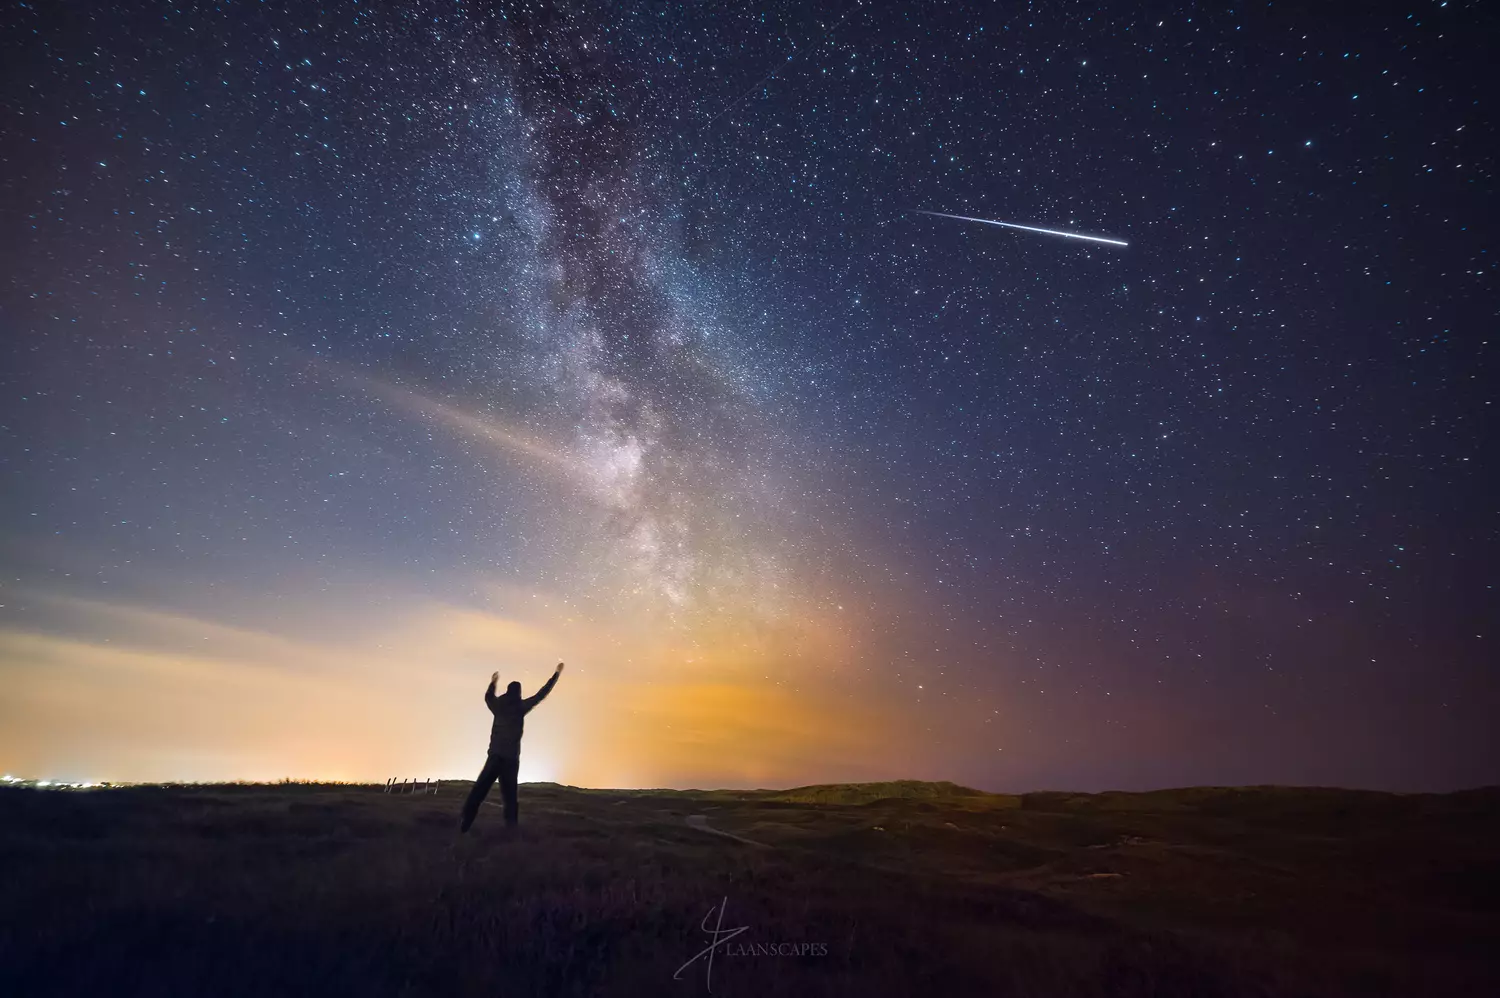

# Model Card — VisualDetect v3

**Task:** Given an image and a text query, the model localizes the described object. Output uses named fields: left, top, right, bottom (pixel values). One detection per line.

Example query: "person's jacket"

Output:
left=485, top=672, right=558, bottom=756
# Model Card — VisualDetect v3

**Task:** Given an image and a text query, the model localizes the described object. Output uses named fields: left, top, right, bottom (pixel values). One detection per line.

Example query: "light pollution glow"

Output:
left=0, top=386, right=932, bottom=788
left=0, top=586, right=916, bottom=788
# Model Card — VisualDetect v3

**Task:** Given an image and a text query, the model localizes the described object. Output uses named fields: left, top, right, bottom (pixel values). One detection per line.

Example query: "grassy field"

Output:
left=1, top=780, right=1496, bottom=996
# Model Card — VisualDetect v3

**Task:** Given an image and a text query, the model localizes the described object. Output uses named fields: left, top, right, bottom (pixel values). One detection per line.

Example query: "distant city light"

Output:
left=0, top=775, right=104, bottom=789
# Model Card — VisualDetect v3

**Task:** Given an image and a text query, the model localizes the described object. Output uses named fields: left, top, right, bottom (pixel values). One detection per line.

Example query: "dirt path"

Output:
left=684, top=813, right=769, bottom=847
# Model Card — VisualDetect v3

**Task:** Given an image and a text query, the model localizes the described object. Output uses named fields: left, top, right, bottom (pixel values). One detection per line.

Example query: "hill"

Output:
left=0, top=780, right=1495, bottom=996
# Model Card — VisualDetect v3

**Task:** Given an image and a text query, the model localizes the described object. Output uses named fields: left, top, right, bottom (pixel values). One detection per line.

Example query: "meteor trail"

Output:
left=917, top=210, right=1129, bottom=248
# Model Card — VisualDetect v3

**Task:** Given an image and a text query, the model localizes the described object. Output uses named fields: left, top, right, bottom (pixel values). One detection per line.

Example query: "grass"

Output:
left=0, top=780, right=1496, bottom=996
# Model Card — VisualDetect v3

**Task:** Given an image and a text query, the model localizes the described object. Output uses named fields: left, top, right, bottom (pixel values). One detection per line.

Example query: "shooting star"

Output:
left=917, top=210, right=1129, bottom=248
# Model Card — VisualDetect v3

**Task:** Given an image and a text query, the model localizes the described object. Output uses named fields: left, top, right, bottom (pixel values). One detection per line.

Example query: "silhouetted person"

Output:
left=459, top=661, right=563, bottom=833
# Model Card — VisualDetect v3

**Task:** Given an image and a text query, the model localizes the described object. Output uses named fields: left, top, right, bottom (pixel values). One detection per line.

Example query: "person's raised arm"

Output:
left=485, top=671, right=499, bottom=711
left=523, top=662, right=564, bottom=712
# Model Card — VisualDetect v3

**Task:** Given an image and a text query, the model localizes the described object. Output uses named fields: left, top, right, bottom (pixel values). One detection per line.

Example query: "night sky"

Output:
left=1, top=1, right=1493, bottom=791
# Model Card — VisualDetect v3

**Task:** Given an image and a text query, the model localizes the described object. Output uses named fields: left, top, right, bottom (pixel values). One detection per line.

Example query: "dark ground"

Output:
left=1, top=780, right=1496, bottom=997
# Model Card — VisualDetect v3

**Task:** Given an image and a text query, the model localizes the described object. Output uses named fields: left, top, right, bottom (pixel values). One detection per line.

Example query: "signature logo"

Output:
left=673, top=897, right=828, bottom=991
left=673, top=896, right=747, bottom=993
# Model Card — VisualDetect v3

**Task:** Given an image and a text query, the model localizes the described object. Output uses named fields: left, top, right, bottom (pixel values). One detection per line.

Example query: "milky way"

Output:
left=0, top=0, right=1493, bottom=791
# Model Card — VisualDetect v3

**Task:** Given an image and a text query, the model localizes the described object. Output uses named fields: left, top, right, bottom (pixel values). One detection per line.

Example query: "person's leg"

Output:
left=498, top=755, right=520, bottom=827
left=459, top=755, right=501, bottom=833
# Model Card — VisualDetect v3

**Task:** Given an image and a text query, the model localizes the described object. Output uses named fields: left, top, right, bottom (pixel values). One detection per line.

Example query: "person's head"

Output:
left=505, top=681, right=522, bottom=697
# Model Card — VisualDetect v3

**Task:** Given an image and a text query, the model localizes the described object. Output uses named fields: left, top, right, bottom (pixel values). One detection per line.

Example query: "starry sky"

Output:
left=1, top=0, right=1493, bottom=791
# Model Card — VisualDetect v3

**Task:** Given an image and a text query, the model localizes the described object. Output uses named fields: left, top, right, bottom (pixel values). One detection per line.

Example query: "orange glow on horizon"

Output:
left=0, top=589, right=927, bottom=789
